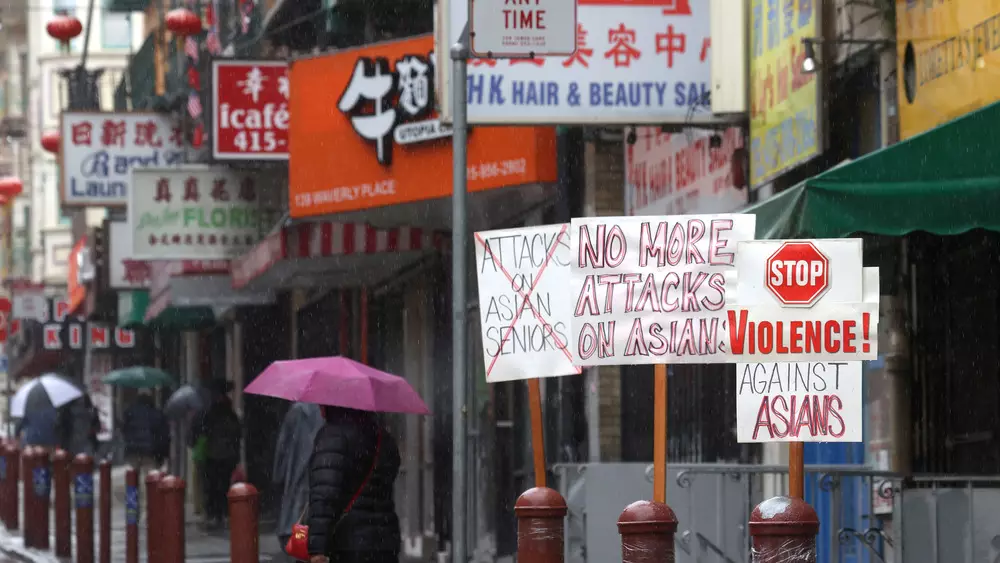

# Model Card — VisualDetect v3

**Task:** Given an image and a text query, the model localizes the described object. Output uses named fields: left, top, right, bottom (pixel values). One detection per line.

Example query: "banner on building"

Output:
left=474, top=224, right=581, bottom=382
left=735, top=361, right=862, bottom=442
left=212, top=60, right=289, bottom=160
left=726, top=239, right=880, bottom=362
left=129, top=167, right=270, bottom=260
left=896, top=1, right=1000, bottom=139
left=439, top=0, right=719, bottom=124
left=109, top=221, right=150, bottom=289
left=60, top=112, right=185, bottom=207
left=748, top=0, right=822, bottom=186
left=288, top=35, right=557, bottom=218
left=625, top=127, right=747, bottom=216
left=569, top=214, right=756, bottom=366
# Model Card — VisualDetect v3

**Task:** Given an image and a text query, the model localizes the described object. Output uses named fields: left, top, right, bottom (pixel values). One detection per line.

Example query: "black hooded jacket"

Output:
left=307, top=407, right=401, bottom=556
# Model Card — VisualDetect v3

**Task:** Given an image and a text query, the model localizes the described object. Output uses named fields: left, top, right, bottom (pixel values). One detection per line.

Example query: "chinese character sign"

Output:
left=748, top=0, right=821, bottom=186
left=443, top=0, right=713, bottom=123
left=213, top=61, right=290, bottom=160
left=625, top=127, right=747, bottom=217
left=60, top=112, right=186, bottom=207
left=129, top=167, right=267, bottom=260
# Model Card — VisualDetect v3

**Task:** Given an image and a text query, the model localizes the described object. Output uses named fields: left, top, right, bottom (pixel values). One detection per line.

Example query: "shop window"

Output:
left=101, top=12, right=133, bottom=50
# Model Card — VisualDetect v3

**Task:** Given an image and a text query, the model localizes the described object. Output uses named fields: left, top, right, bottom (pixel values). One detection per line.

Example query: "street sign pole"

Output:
left=450, top=30, right=470, bottom=563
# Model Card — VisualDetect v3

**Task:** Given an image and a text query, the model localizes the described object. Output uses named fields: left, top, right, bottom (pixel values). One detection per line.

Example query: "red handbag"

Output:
left=286, top=429, right=382, bottom=561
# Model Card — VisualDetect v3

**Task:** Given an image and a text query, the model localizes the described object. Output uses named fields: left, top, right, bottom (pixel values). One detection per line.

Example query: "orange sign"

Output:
left=288, top=34, right=558, bottom=218
left=67, top=237, right=88, bottom=314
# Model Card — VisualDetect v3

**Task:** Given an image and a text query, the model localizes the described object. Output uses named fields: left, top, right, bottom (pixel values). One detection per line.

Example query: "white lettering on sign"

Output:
left=470, top=0, right=577, bottom=58
left=736, top=362, right=863, bottom=443
left=769, top=260, right=824, bottom=287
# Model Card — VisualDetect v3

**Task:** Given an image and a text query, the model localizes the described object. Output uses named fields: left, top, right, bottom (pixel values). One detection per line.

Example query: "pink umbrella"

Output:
left=244, top=356, right=431, bottom=415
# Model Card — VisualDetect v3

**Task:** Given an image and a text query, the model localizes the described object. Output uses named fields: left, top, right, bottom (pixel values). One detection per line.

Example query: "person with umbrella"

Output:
left=245, top=357, right=430, bottom=563
left=121, top=391, right=170, bottom=475
left=273, top=402, right=325, bottom=552
left=12, top=374, right=84, bottom=448
left=190, top=379, right=241, bottom=530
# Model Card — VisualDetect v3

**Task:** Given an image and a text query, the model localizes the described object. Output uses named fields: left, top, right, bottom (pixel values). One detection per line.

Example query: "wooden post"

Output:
left=652, top=364, right=668, bottom=503
left=789, top=442, right=805, bottom=499
left=527, top=379, right=546, bottom=488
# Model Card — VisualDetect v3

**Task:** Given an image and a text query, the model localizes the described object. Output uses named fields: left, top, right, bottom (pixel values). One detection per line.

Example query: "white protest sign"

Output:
left=726, top=238, right=880, bottom=362
left=475, top=224, right=580, bottom=382
left=469, top=0, right=577, bottom=58
left=736, top=361, right=863, bottom=443
left=570, top=214, right=756, bottom=365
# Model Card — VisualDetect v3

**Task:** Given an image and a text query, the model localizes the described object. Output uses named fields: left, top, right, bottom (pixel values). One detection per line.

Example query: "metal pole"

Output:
left=449, top=39, right=469, bottom=563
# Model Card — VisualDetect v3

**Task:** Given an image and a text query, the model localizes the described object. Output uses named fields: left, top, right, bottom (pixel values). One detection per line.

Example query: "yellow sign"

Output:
left=897, top=0, right=1000, bottom=139
left=749, top=0, right=821, bottom=187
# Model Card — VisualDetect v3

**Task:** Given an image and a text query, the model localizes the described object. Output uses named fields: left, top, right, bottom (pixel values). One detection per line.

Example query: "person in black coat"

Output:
left=307, top=406, right=401, bottom=563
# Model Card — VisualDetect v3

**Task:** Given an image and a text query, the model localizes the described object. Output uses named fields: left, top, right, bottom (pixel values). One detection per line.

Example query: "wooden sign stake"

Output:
left=653, top=364, right=668, bottom=503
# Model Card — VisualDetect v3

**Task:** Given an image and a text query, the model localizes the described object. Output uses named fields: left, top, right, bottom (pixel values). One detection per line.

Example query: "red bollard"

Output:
left=228, top=483, right=260, bottom=563
left=73, top=454, right=95, bottom=563
left=1, top=444, right=19, bottom=530
left=144, top=471, right=163, bottom=563
left=25, top=447, right=51, bottom=550
left=0, top=445, right=7, bottom=527
left=125, top=468, right=139, bottom=563
left=99, top=460, right=111, bottom=563
left=21, top=446, right=36, bottom=547
left=52, top=450, right=72, bottom=558
left=748, top=496, right=820, bottom=563
left=617, top=500, right=678, bottom=563
left=159, top=476, right=186, bottom=563
left=513, top=487, right=567, bottom=563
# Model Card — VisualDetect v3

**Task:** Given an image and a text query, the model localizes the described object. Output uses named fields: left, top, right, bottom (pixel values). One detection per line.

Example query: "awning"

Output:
left=746, top=100, right=1000, bottom=239
left=146, top=276, right=275, bottom=327
left=231, top=221, right=446, bottom=291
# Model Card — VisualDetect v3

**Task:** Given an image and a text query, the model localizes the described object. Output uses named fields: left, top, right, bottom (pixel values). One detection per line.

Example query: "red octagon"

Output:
left=765, top=241, right=830, bottom=306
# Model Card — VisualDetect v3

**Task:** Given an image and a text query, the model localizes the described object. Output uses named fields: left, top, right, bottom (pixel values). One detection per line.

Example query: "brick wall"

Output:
left=585, top=136, right=625, bottom=461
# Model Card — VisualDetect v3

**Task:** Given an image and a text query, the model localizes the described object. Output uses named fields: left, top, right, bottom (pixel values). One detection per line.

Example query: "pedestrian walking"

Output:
left=121, top=391, right=170, bottom=475
left=305, top=406, right=401, bottom=563
left=190, top=379, right=242, bottom=530
left=273, top=402, right=324, bottom=551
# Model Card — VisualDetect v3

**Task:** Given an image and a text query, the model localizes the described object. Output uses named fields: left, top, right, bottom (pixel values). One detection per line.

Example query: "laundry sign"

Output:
left=736, top=361, right=862, bottom=443
left=129, top=166, right=270, bottom=260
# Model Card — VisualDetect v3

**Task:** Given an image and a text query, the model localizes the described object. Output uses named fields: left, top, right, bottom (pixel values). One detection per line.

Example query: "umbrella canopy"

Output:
left=245, top=356, right=431, bottom=415
left=11, top=374, right=83, bottom=418
left=102, top=366, right=175, bottom=389
left=164, top=384, right=207, bottom=419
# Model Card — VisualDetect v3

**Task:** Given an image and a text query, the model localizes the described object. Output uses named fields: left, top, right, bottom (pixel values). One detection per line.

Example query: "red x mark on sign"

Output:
left=475, top=225, right=582, bottom=380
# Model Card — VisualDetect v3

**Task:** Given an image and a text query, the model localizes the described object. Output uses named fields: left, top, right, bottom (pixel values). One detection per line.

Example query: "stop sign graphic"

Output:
left=766, top=242, right=830, bottom=306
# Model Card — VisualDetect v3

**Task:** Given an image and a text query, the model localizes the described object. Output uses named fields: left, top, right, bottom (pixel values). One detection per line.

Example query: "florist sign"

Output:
left=61, top=112, right=185, bottom=207
left=212, top=61, right=289, bottom=160
left=129, top=167, right=266, bottom=260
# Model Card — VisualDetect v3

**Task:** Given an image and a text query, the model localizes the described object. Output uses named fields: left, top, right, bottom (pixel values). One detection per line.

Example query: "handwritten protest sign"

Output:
left=475, top=224, right=580, bottom=382
left=736, top=361, right=863, bottom=442
left=726, top=239, right=880, bottom=362
left=569, top=214, right=756, bottom=365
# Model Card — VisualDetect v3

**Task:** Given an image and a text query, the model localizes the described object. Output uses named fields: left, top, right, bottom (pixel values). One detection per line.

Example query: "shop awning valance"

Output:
left=231, top=221, right=446, bottom=291
left=746, top=100, right=1000, bottom=239
left=146, top=276, right=274, bottom=329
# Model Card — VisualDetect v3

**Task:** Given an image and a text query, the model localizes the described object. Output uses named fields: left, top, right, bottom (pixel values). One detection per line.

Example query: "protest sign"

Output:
left=725, top=238, right=879, bottom=362
left=475, top=224, right=580, bottom=382
left=736, top=361, right=863, bottom=443
left=569, top=214, right=756, bottom=366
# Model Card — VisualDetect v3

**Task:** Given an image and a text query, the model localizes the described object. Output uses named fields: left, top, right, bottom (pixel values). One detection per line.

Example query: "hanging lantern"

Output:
left=0, top=195, right=8, bottom=207
left=46, top=14, right=83, bottom=43
left=165, top=8, right=203, bottom=37
left=0, top=178, right=23, bottom=199
left=41, top=131, right=61, bottom=154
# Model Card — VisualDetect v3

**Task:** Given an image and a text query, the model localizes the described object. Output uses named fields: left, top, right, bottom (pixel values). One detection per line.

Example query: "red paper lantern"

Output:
left=165, top=8, right=202, bottom=37
left=46, top=15, right=83, bottom=43
left=0, top=195, right=9, bottom=207
left=0, top=177, right=22, bottom=199
left=41, top=131, right=61, bottom=154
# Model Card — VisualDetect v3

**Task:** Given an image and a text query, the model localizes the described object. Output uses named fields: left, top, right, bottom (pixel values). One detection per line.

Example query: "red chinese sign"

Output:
left=212, top=61, right=289, bottom=160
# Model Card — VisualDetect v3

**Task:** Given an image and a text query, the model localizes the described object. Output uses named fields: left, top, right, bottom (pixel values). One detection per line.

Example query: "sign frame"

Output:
left=468, top=0, right=578, bottom=59
left=211, top=59, right=291, bottom=161
left=59, top=111, right=185, bottom=208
